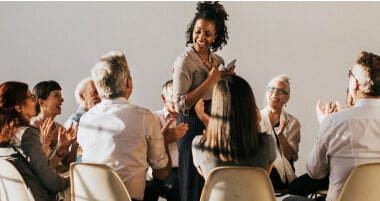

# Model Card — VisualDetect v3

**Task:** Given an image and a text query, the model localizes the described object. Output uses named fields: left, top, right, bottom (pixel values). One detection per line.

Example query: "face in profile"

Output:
left=162, top=86, right=176, bottom=114
left=266, top=81, right=290, bottom=109
left=192, top=19, right=216, bottom=53
left=20, top=90, right=37, bottom=122
left=82, top=80, right=101, bottom=111
left=39, top=90, right=64, bottom=116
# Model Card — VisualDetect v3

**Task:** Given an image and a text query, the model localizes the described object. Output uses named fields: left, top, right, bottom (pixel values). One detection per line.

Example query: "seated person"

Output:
left=192, top=75, right=276, bottom=179
left=30, top=80, right=77, bottom=171
left=260, top=74, right=301, bottom=190
left=0, top=81, right=74, bottom=201
left=77, top=51, right=168, bottom=201
left=284, top=51, right=380, bottom=201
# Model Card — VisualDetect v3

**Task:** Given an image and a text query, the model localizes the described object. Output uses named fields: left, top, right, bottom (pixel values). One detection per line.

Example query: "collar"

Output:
left=353, top=98, right=380, bottom=107
left=100, top=97, right=128, bottom=105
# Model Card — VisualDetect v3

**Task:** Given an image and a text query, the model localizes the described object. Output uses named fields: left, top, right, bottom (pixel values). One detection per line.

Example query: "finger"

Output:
left=335, top=101, right=344, bottom=111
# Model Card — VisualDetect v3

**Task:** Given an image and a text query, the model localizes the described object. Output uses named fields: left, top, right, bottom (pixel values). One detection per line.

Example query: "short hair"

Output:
left=91, top=51, right=130, bottom=99
left=32, top=80, right=61, bottom=115
left=198, top=75, right=259, bottom=162
left=161, top=80, right=173, bottom=98
left=267, top=74, right=291, bottom=95
left=186, top=1, right=229, bottom=52
left=0, top=81, right=30, bottom=143
left=74, top=77, right=92, bottom=105
left=355, top=51, right=380, bottom=96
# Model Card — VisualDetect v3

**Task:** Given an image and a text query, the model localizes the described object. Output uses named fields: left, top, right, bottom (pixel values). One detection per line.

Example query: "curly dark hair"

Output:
left=356, top=51, right=380, bottom=96
left=186, top=1, right=229, bottom=52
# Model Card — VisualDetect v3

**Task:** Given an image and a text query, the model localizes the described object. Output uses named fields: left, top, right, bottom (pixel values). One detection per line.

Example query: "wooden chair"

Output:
left=0, top=159, right=35, bottom=201
left=200, top=166, right=276, bottom=201
left=70, top=162, right=132, bottom=201
left=337, top=163, right=380, bottom=201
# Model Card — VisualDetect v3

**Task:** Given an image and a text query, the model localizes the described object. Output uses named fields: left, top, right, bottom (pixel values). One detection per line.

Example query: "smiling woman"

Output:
left=172, top=2, right=232, bottom=201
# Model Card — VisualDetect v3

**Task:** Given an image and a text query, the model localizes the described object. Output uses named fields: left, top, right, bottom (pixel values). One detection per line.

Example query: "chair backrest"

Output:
left=338, top=163, right=380, bottom=201
left=0, top=159, right=35, bottom=201
left=200, top=166, right=276, bottom=201
left=70, top=162, right=132, bottom=201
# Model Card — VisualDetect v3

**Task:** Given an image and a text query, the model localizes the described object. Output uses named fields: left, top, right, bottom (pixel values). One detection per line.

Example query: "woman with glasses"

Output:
left=0, top=81, right=73, bottom=201
left=260, top=74, right=301, bottom=191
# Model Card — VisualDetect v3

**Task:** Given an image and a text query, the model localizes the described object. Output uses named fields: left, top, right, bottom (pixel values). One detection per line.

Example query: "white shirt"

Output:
left=307, top=99, right=380, bottom=201
left=77, top=97, right=168, bottom=200
left=154, top=107, right=179, bottom=167
left=260, top=107, right=301, bottom=183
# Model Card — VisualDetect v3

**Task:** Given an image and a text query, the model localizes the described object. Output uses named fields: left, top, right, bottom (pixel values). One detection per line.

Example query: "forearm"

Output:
left=277, top=133, right=296, bottom=159
left=184, top=78, right=215, bottom=108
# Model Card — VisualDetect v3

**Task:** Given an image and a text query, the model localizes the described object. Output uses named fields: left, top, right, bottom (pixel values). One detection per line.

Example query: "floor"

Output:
left=157, top=195, right=290, bottom=201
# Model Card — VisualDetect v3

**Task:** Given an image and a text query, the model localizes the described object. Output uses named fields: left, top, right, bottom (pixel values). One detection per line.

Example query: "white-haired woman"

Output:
left=260, top=74, right=301, bottom=190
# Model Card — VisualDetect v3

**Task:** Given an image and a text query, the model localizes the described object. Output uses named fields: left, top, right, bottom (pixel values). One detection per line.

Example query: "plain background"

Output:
left=1, top=1, right=380, bottom=175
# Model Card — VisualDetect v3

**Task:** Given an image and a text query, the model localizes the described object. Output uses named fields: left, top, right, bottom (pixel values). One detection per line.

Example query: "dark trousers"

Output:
left=144, top=168, right=180, bottom=201
left=288, top=173, right=329, bottom=197
left=177, top=112, right=205, bottom=201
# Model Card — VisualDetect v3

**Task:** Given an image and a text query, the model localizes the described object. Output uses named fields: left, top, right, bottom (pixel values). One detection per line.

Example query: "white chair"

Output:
left=0, top=159, right=35, bottom=201
left=70, top=162, right=132, bottom=201
left=337, top=163, right=380, bottom=201
left=200, top=166, right=276, bottom=201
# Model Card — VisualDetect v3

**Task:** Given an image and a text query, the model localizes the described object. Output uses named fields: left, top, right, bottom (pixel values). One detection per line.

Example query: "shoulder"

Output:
left=211, top=53, right=224, bottom=64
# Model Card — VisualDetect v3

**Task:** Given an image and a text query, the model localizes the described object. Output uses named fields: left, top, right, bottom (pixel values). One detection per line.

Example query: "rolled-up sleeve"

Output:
left=173, top=57, right=192, bottom=113
left=145, top=111, right=168, bottom=169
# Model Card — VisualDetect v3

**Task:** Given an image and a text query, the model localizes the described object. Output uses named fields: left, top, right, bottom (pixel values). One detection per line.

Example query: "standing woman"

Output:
left=172, top=2, right=231, bottom=201
left=260, top=74, right=301, bottom=190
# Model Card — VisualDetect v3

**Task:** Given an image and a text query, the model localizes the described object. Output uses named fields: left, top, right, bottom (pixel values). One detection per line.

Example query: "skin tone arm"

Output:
left=183, top=57, right=236, bottom=109
left=195, top=99, right=209, bottom=127
left=276, top=119, right=296, bottom=160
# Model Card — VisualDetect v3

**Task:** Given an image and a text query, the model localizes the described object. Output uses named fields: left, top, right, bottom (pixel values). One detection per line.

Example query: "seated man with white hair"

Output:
left=64, top=77, right=101, bottom=128
left=77, top=51, right=169, bottom=201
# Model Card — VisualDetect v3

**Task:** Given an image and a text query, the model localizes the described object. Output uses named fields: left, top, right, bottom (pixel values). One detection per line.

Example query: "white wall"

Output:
left=1, top=2, right=380, bottom=174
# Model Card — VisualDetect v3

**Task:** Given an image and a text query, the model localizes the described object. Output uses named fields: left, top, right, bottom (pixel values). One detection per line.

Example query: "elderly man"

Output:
left=64, top=77, right=100, bottom=128
left=284, top=51, right=380, bottom=201
left=77, top=51, right=168, bottom=201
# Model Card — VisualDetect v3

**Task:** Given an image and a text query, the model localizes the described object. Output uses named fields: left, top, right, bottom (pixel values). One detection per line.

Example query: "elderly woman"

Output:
left=260, top=74, right=301, bottom=190
left=0, top=81, right=74, bottom=201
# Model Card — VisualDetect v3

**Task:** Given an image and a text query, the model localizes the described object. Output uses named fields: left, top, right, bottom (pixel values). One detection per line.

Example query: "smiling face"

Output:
left=82, top=80, right=101, bottom=111
left=19, top=90, right=37, bottom=122
left=192, top=19, right=216, bottom=54
left=39, top=90, right=64, bottom=116
left=266, top=81, right=290, bottom=110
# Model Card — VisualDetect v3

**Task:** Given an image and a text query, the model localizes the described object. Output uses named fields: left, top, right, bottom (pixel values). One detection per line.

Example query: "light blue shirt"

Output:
left=307, top=99, right=380, bottom=201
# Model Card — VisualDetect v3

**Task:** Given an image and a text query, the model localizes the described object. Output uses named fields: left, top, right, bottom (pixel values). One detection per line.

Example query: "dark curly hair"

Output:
left=186, top=1, right=229, bottom=52
left=356, top=51, right=380, bottom=96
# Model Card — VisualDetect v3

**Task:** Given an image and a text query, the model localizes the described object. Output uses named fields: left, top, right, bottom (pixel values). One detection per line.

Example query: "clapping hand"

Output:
left=316, top=100, right=341, bottom=125
left=57, top=122, right=78, bottom=150
left=40, top=117, right=55, bottom=147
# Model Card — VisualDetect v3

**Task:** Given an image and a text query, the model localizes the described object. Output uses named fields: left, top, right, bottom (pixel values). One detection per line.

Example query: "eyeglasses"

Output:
left=267, top=86, right=289, bottom=95
left=26, top=94, right=37, bottom=102
left=348, top=69, right=357, bottom=79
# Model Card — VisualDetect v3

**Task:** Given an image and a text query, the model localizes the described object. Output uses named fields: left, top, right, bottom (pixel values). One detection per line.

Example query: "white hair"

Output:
left=91, top=51, right=130, bottom=99
left=267, top=74, right=291, bottom=94
left=74, top=77, right=92, bottom=105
